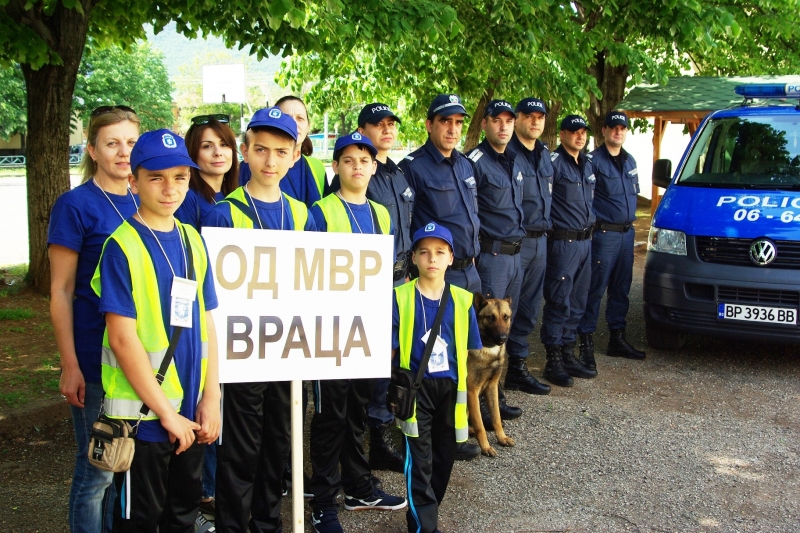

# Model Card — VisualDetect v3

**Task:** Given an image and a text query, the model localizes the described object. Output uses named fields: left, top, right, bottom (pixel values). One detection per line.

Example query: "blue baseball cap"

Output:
left=247, top=107, right=298, bottom=140
left=427, top=94, right=469, bottom=119
left=604, top=111, right=629, bottom=128
left=560, top=114, right=591, bottom=132
left=484, top=99, right=515, bottom=117
left=333, top=132, right=378, bottom=159
left=411, top=222, right=454, bottom=250
left=516, top=97, right=548, bottom=115
left=358, top=103, right=402, bottom=128
left=130, top=129, right=199, bottom=172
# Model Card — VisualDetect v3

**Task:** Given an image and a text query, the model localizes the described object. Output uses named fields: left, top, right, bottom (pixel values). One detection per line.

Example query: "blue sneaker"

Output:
left=343, top=489, right=407, bottom=511
left=311, top=509, right=343, bottom=533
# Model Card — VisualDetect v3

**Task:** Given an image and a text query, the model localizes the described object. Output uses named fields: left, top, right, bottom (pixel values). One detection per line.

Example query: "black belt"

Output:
left=450, top=257, right=474, bottom=270
left=480, top=238, right=522, bottom=255
left=393, top=253, right=409, bottom=281
left=548, top=228, right=593, bottom=241
left=525, top=229, right=547, bottom=239
left=595, top=222, right=632, bottom=233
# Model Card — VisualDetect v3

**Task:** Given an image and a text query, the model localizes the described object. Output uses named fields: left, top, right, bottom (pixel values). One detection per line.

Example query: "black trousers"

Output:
left=309, top=378, right=374, bottom=510
left=404, top=379, right=457, bottom=533
left=112, top=439, right=204, bottom=533
left=215, top=382, right=291, bottom=533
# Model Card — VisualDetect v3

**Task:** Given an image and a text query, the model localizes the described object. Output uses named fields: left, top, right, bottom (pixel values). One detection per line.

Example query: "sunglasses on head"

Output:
left=91, top=105, right=137, bottom=117
left=191, top=114, right=231, bottom=125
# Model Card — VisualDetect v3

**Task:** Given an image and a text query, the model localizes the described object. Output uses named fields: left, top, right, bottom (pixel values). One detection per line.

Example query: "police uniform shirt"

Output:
left=467, top=139, right=526, bottom=242
left=391, top=290, right=482, bottom=382
left=399, top=139, right=480, bottom=260
left=174, top=188, right=225, bottom=231
left=590, top=143, right=639, bottom=226
left=48, top=181, right=139, bottom=383
left=204, top=189, right=318, bottom=231
left=98, top=218, right=218, bottom=443
left=309, top=198, right=394, bottom=235
left=506, top=134, right=553, bottom=232
left=549, top=145, right=596, bottom=231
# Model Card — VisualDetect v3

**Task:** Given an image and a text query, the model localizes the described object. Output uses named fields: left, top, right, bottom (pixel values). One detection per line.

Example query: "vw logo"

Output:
left=749, top=239, right=776, bottom=266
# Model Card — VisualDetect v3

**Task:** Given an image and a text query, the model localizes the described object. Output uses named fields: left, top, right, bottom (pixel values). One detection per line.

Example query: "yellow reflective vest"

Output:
left=90, top=221, right=209, bottom=420
left=306, top=156, right=327, bottom=199
left=220, top=187, right=308, bottom=230
left=314, top=193, right=391, bottom=234
left=394, top=280, right=470, bottom=442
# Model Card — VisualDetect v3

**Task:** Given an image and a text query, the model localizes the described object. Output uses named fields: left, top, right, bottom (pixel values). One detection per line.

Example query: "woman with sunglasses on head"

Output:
left=176, top=114, right=239, bottom=231
left=48, top=106, right=140, bottom=533
left=240, top=95, right=329, bottom=207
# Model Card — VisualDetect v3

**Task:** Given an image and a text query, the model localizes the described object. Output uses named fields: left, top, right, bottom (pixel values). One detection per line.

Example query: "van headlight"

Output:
left=648, top=227, right=687, bottom=255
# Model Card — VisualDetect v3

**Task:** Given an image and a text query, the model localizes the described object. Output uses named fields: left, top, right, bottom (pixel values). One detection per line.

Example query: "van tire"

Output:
left=645, top=323, right=686, bottom=351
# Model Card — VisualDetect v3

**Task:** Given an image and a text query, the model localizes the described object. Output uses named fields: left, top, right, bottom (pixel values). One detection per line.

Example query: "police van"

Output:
left=645, top=82, right=800, bottom=349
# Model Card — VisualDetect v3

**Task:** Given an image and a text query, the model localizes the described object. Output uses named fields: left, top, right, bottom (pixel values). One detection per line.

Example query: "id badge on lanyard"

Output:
left=170, top=277, right=197, bottom=328
left=421, top=330, right=449, bottom=373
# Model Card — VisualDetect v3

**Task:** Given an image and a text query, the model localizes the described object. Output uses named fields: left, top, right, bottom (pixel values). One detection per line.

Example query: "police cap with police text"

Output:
left=247, top=107, right=298, bottom=140
left=560, top=114, right=591, bottom=132
left=515, top=97, right=548, bottom=115
left=411, top=221, right=454, bottom=251
left=333, top=132, right=378, bottom=159
left=427, top=94, right=470, bottom=119
left=358, top=103, right=402, bottom=128
left=604, top=111, right=629, bottom=128
left=483, top=99, right=516, bottom=118
left=130, top=129, right=199, bottom=172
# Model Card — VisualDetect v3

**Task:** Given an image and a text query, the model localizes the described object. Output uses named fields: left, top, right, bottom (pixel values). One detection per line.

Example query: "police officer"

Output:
left=399, top=93, right=483, bottom=460
left=540, top=115, right=597, bottom=387
left=577, top=111, right=646, bottom=365
left=503, top=97, right=553, bottom=396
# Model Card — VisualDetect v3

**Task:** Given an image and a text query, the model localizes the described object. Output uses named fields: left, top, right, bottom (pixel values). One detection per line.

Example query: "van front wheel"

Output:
left=645, top=322, right=686, bottom=351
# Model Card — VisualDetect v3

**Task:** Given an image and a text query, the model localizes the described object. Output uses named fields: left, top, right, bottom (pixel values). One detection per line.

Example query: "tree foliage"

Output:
left=0, top=64, right=26, bottom=140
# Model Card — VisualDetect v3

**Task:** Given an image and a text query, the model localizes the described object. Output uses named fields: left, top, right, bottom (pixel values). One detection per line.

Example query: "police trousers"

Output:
left=506, top=235, right=547, bottom=360
left=578, top=228, right=635, bottom=334
left=475, top=251, right=523, bottom=315
left=215, top=381, right=291, bottom=533
left=540, top=238, right=592, bottom=346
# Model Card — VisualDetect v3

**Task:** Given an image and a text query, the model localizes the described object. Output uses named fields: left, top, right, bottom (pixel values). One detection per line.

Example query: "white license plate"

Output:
left=717, top=303, right=797, bottom=325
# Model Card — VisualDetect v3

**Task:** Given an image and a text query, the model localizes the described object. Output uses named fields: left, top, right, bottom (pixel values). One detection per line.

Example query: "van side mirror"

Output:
left=653, top=159, right=672, bottom=189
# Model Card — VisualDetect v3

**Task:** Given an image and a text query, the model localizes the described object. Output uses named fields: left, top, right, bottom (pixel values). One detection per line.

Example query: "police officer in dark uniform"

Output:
left=503, top=97, right=553, bottom=395
left=577, top=111, right=646, bottom=366
left=540, top=115, right=597, bottom=387
left=399, top=93, right=483, bottom=460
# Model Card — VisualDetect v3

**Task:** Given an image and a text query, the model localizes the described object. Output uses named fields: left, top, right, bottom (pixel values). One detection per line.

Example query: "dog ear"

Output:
left=473, top=292, right=488, bottom=311
left=503, top=296, right=512, bottom=307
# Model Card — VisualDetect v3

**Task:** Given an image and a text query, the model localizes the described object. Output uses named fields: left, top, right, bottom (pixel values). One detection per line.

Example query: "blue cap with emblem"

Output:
left=247, top=107, right=298, bottom=140
left=483, top=99, right=515, bottom=117
left=130, top=129, right=199, bottom=172
left=516, top=97, right=548, bottom=115
left=358, top=103, right=402, bottom=128
left=604, top=111, right=628, bottom=128
left=427, top=94, right=470, bottom=120
left=333, top=131, right=378, bottom=160
left=411, top=221, right=454, bottom=251
left=560, top=114, right=591, bottom=132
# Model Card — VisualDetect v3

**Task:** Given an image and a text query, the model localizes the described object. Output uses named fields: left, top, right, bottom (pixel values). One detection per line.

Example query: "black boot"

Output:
left=504, top=357, right=551, bottom=395
left=369, top=424, right=404, bottom=473
left=561, top=341, right=597, bottom=379
left=543, top=344, right=573, bottom=387
left=454, top=441, right=481, bottom=461
left=607, top=328, right=646, bottom=360
left=498, top=387, right=522, bottom=419
left=579, top=334, right=597, bottom=372
left=479, top=396, right=494, bottom=430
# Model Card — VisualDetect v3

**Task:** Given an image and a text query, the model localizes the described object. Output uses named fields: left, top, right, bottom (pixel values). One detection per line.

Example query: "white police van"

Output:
left=645, top=82, right=800, bottom=349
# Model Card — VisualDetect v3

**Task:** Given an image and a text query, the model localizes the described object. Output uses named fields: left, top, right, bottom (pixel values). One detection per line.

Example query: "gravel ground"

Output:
left=2, top=249, right=800, bottom=532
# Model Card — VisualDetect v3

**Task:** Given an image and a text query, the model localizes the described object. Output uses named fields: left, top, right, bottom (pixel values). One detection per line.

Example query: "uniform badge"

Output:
left=425, top=223, right=436, bottom=232
left=587, top=173, right=596, bottom=183
left=268, top=108, right=282, bottom=118
left=549, top=182, right=553, bottom=194
left=449, top=95, right=459, bottom=103
left=516, top=172, right=523, bottom=182
left=162, top=133, right=177, bottom=148
left=403, top=187, right=413, bottom=199
left=352, top=132, right=362, bottom=140
left=465, top=176, right=476, bottom=187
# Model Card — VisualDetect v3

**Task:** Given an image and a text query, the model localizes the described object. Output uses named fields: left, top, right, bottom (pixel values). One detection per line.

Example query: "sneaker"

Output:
left=344, top=489, right=407, bottom=511
left=199, top=498, right=215, bottom=517
left=311, top=509, right=344, bottom=533
left=195, top=511, right=216, bottom=533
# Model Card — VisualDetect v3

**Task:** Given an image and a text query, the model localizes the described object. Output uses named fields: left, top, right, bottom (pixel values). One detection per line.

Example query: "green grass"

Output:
left=0, top=307, right=35, bottom=320
left=0, top=353, right=61, bottom=407
left=0, top=263, right=28, bottom=297
left=7, top=326, right=25, bottom=333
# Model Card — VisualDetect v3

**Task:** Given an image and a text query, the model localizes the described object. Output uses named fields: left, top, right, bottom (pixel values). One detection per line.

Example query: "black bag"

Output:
left=387, top=284, right=450, bottom=420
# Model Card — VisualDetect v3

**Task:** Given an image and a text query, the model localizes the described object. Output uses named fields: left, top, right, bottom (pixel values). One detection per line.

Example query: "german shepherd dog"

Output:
left=467, top=293, right=516, bottom=457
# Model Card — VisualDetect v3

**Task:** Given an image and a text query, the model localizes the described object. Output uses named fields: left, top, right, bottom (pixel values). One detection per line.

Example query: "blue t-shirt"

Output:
left=174, top=188, right=225, bottom=231
left=240, top=156, right=328, bottom=208
left=309, top=197, right=394, bottom=236
left=97, top=218, right=218, bottom=442
left=391, top=288, right=482, bottom=382
left=204, top=191, right=317, bottom=231
left=47, top=180, right=139, bottom=383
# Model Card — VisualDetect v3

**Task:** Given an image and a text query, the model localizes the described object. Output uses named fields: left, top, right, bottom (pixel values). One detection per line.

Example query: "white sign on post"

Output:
left=202, top=227, right=394, bottom=383
left=202, top=64, right=246, bottom=104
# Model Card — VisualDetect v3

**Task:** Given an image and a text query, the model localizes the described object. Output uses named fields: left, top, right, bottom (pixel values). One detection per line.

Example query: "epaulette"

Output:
left=403, top=155, right=414, bottom=162
left=467, top=149, right=484, bottom=163
left=550, top=152, right=560, bottom=162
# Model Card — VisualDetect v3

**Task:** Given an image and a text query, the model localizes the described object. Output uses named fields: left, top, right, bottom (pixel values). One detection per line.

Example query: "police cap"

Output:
left=560, top=114, right=591, bottom=132
left=427, top=94, right=469, bottom=120
left=483, top=99, right=516, bottom=118
left=358, top=103, right=402, bottom=128
left=515, top=97, right=548, bottom=115
left=604, top=111, right=629, bottom=128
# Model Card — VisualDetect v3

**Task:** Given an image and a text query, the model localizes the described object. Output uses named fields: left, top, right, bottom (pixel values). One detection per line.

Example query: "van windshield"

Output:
left=678, top=115, right=800, bottom=189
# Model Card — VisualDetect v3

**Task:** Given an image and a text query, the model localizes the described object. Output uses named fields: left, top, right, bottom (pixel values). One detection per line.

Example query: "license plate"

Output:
left=717, top=303, right=797, bottom=325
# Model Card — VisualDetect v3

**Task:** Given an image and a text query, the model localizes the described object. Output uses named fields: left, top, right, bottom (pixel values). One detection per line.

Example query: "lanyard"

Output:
left=135, top=210, right=188, bottom=279
left=244, top=184, right=284, bottom=230
left=418, top=284, right=444, bottom=336
left=336, top=192, right=374, bottom=234
left=93, top=178, right=138, bottom=222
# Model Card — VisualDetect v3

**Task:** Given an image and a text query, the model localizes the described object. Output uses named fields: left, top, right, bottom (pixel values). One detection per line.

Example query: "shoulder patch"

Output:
left=467, top=149, right=484, bottom=163
left=550, top=152, right=559, bottom=162
left=628, top=168, right=638, bottom=176
left=587, top=173, right=596, bottom=183
left=403, top=187, right=413, bottom=199
left=403, top=155, right=415, bottom=162
left=465, top=176, right=476, bottom=187
left=586, top=153, right=593, bottom=159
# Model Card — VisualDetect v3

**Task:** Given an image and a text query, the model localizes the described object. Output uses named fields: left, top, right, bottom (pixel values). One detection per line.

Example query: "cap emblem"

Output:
left=352, top=132, right=362, bottom=140
left=425, top=223, right=436, bottom=232
left=162, top=133, right=177, bottom=148
left=268, top=108, right=282, bottom=118
left=449, top=95, right=459, bottom=103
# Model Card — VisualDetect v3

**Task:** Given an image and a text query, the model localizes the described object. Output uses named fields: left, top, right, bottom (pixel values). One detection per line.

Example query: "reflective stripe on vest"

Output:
left=221, top=187, right=308, bottom=230
left=314, top=194, right=391, bottom=234
left=90, top=221, right=209, bottom=420
left=394, top=280, right=471, bottom=441
left=305, top=156, right=327, bottom=198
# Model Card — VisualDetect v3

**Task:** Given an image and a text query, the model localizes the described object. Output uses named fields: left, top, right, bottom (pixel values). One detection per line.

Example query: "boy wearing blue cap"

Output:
left=92, top=129, right=220, bottom=532
left=394, top=222, right=482, bottom=533
left=307, top=133, right=406, bottom=533
left=205, top=107, right=316, bottom=533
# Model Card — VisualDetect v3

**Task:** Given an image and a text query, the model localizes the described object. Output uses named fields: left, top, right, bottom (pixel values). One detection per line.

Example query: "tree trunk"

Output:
left=20, top=3, right=91, bottom=294
left=586, top=49, right=629, bottom=147
left=463, top=78, right=500, bottom=153
left=541, top=101, right=562, bottom=151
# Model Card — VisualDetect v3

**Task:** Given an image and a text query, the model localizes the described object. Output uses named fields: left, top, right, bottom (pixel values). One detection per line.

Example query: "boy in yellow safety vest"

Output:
left=92, top=129, right=220, bottom=532
left=393, top=222, right=482, bottom=533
